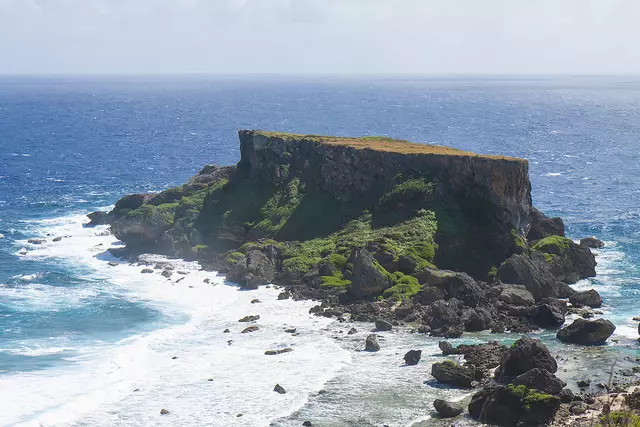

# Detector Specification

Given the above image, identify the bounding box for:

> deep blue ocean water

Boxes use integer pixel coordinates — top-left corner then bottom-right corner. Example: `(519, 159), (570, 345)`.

(1, 76), (639, 426)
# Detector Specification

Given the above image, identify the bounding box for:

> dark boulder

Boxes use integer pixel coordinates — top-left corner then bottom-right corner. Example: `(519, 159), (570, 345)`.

(468, 385), (561, 426)
(239, 315), (260, 322)
(438, 341), (455, 355)
(569, 289), (603, 308)
(348, 248), (394, 298)
(243, 249), (278, 289)
(374, 319), (393, 331)
(86, 210), (111, 226)
(556, 318), (615, 345)
(536, 238), (597, 283)
(462, 307), (494, 332)
(527, 208), (565, 241)
(431, 360), (475, 388)
(499, 284), (535, 306)
(364, 334), (380, 352)
(495, 336), (557, 382)
(580, 237), (605, 249)
(512, 368), (566, 394)
(418, 269), (487, 307)
(403, 349), (422, 366)
(273, 384), (286, 394)
(415, 286), (445, 304)
(530, 298), (566, 328)
(455, 341), (508, 372)
(559, 388), (575, 403)
(497, 254), (557, 300)
(433, 399), (463, 418)
(423, 299), (463, 331)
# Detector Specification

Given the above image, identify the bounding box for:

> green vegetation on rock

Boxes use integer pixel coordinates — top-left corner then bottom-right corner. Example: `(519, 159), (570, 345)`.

(383, 273), (421, 301)
(531, 235), (572, 253)
(506, 384), (557, 408)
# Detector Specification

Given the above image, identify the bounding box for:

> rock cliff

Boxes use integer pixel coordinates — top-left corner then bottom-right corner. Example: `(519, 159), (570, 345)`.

(91, 130), (598, 335)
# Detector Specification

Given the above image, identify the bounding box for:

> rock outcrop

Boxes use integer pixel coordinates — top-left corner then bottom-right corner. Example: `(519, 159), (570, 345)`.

(556, 318), (616, 345)
(94, 130), (604, 340)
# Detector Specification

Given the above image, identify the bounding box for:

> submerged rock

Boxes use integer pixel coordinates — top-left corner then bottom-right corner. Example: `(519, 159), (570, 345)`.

(580, 236), (605, 248)
(364, 334), (380, 352)
(374, 319), (393, 331)
(265, 348), (293, 356)
(530, 298), (566, 328)
(431, 360), (476, 388)
(433, 399), (463, 418)
(556, 318), (615, 345)
(239, 315), (260, 322)
(241, 326), (259, 333)
(403, 349), (421, 366)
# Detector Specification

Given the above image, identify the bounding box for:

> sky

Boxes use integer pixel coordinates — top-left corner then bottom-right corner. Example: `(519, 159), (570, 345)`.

(0, 0), (639, 75)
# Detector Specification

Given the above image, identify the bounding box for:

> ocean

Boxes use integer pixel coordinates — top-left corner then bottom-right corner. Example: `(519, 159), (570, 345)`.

(0, 76), (638, 426)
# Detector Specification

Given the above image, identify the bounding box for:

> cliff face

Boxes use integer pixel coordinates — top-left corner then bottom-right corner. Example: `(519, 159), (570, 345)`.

(104, 130), (548, 286)
(94, 130), (597, 337)
(238, 130), (532, 232)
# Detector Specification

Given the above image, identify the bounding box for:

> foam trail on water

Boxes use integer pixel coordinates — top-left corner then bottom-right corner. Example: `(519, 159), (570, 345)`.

(1, 213), (350, 427)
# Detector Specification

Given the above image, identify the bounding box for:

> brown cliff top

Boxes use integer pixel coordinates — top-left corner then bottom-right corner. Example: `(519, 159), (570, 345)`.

(248, 130), (526, 162)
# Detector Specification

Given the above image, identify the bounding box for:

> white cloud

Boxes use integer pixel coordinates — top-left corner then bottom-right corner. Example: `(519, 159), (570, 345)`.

(0, 0), (638, 74)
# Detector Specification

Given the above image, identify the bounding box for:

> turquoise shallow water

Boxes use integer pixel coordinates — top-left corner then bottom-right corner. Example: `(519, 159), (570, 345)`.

(0, 76), (638, 425)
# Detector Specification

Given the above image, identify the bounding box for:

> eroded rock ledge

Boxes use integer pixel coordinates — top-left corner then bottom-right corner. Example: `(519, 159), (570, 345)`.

(89, 130), (599, 337)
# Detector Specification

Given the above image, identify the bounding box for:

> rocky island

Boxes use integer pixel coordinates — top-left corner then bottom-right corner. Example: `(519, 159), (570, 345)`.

(88, 130), (638, 426)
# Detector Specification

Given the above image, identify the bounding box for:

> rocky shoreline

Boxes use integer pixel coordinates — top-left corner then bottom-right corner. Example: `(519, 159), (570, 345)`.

(86, 130), (639, 426)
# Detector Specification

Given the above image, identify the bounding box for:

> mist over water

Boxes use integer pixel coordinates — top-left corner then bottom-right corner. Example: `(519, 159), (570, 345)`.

(0, 76), (639, 426)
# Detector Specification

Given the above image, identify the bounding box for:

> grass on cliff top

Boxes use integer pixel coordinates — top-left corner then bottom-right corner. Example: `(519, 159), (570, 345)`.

(250, 130), (525, 162)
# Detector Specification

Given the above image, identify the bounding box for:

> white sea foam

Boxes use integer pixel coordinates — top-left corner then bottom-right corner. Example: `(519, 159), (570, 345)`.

(2, 213), (352, 427)
(544, 172), (563, 177)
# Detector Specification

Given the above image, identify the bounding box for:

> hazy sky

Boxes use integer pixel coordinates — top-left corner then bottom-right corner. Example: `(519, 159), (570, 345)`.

(0, 0), (638, 75)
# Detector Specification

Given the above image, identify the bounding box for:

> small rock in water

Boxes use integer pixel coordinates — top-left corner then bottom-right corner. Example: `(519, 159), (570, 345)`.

(52, 236), (63, 242)
(277, 291), (291, 300)
(251, 299), (261, 304)
(228, 340), (233, 345)
(133, 388), (140, 392)
(438, 341), (455, 354)
(284, 328), (297, 333)
(203, 278), (211, 283)
(242, 326), (259, 333)
(171, 356), (178, 360)
(237, 413), (243, 417)
(175, 277), (185, 283)
(141, 268), (154, 274)
(108, 262), (118, 267)
(577, 379), (591, 387)
(239, 315), (260, 322)
(207, 378), (213, 381)
(273, 384), (286, 394)
(364, 334), (380, 352)
(265, 348), (293, 355)
(374, 319), (393, 331)
(177, 271), (188, 275)
(161, 270), (172, 278)
(433, 399), (464, 418)
(347, 327), (357, 335)
(404, 349), (422, 366)
(223, 328), (230, 333)
(160, 409), (170, 415)
(302, 422), (312, 426)
(579, 236), (605, 248)
(28, 238), (46, 244)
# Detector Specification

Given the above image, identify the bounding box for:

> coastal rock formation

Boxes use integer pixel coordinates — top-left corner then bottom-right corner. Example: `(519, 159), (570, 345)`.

(433, 399), (463, 418)
(569, 289), (603, 308)
(468, 384), (561, 426)
(495, 336), (557, 382)
(93, 130), (601, 339)
(556, 318), (616, 345)
(431, 360), (477, 388)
